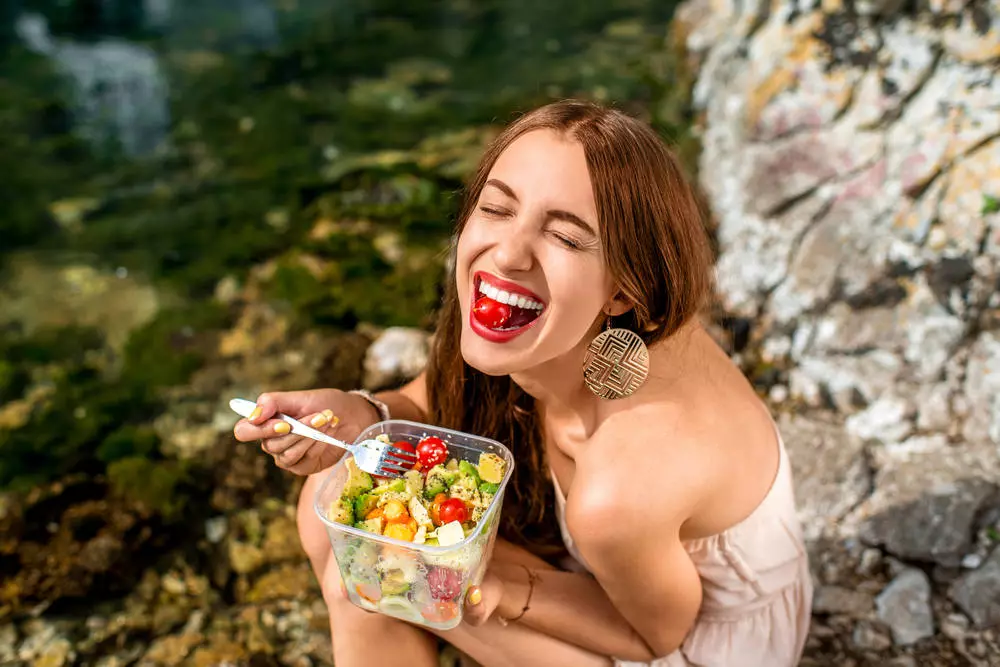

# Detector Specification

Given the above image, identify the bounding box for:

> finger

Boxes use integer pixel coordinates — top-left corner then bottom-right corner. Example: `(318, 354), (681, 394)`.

(274, 438), (313, 468)
(248, 392), (281, 424)
(238, 418), (294, 444)
(463, 571), (504, 627)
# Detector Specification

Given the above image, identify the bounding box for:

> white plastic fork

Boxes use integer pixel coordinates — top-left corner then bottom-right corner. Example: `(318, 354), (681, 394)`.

(229, 398), (415, 478)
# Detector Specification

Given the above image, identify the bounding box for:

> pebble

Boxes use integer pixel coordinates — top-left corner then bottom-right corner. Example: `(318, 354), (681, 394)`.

(875, 568), (935, 646)
(205, 517), (228, 544)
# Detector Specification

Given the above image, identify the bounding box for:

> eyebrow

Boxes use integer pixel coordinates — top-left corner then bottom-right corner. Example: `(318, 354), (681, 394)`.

(484, 178), (596, 236)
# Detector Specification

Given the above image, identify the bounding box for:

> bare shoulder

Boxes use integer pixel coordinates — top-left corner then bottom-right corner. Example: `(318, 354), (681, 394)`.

(569, 393), (780, 543)
(567, 403), (714, 537)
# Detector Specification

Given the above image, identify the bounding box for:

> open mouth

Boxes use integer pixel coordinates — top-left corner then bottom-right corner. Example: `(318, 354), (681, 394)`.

(471, 272), (545, 334)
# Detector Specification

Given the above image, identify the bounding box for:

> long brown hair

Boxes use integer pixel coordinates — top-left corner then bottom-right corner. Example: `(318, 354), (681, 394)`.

(425, 100), (713, 557)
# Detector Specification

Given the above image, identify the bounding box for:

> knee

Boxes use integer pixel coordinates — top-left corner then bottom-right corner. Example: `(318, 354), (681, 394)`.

(296, 473), (332, 566)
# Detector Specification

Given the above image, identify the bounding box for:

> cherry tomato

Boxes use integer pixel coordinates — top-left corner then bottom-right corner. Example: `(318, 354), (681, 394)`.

(429, 493), (447, 526)
(419, 600), (459, 624)
(392, 440), (418, 466)
(437, 497), (468, 525)
(416, 436), (448, 469)
(427, 567), (462, 600)
(473, 296), (511, 329)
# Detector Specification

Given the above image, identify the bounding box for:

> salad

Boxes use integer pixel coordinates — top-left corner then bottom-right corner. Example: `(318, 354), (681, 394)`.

(330, 434), (507, 546)
(325, 432), (509, 626)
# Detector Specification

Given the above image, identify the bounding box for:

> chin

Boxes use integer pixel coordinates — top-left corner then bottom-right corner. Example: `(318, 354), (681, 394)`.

(459, 327), (533, 377)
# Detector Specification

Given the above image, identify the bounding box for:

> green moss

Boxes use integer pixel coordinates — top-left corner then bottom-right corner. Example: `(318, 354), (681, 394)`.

(97, 425), (160, 463)
(983, 194), (1000, 216)
(107, 456), (189, 521)
(121, 302), (228, 388)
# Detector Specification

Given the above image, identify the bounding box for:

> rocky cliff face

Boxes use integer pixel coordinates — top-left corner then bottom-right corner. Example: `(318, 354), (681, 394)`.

(677, 1), (1000, 662)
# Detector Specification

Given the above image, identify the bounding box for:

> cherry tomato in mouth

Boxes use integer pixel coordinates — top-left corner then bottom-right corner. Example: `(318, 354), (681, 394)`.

(416, 436), (448, 469)
(437, 497), (468, 525)
(473, 296), (512, 329)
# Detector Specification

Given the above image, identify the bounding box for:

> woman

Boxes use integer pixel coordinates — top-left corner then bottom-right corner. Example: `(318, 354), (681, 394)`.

(234, 100), (813, 666)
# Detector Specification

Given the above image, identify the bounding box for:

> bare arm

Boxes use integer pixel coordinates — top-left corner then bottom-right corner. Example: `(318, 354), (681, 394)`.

(482, 428), (708, 662)
(374, 371), (429, 422)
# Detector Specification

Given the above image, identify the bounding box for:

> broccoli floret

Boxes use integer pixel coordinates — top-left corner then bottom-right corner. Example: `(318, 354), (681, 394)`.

(329, 498), (354, 525)
(342, 457), (374, 498)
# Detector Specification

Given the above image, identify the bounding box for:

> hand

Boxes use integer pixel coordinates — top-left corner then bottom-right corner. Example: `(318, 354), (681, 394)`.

(232, 388), (381, 475)
(462, 569), (507, 627)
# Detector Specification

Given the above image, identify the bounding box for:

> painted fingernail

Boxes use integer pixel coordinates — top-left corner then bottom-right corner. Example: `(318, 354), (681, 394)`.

(249, 406), (263, 421)
(467, 586), (482, 605)
(274, 422), (291, 434)
(310, 413), (329, 428)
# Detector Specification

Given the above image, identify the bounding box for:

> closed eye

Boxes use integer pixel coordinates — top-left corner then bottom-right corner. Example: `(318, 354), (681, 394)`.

(550, 232), (584, 250)
(479, 206), (508, 218)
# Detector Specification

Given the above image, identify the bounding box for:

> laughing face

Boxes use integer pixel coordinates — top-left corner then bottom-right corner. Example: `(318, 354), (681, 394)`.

(455, 129), (620, 376)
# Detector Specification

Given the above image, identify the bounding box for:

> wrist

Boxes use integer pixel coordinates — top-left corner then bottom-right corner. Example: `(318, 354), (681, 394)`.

(496, 564), (537, 626)
(347, 389), (390, 423)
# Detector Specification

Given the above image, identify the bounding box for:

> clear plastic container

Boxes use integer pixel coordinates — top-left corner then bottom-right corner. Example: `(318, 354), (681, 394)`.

(314, 419), (514, 630)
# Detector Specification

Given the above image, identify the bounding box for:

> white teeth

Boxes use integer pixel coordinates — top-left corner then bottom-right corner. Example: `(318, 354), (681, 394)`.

(477, 277), (544, 311)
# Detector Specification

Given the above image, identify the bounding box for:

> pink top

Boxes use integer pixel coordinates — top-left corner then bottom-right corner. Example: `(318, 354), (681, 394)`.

(551, 430), (813, 667)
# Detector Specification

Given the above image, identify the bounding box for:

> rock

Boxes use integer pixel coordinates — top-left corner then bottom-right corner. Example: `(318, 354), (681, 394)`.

(854, 437), (1000, 567)
(949, 546), (1000, 628)
(875, 568), (935, 646)
(142, 633), (204, 666)
(245, 563), (315, 603)
(0, 254), (161, 352)
(204, 517), (227, 544)
(962, 332), (1000, 445)
(33, 638), (72, 667)
(856, 548), (883, 577)
(261, 514), (303, 563)
(852, 619), (893, 651)
(845, 395), (913, 444)
(362, 326), (430, 391)
(681, 0), (1000, 525)
(0, 624), (17, 663)
(779, 413), (871, 541)
(77, 534), (123, 573)
(813, 585), (874, 617)
(190, 638), (247, 667)
(228, 541), (266, 575)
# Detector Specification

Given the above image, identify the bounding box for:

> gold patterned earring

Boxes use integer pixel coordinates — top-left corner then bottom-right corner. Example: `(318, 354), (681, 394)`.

(582, 315), (650, 400)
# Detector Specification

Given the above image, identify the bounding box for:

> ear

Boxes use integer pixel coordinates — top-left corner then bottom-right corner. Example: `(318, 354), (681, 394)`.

(605, 292), (633, 317)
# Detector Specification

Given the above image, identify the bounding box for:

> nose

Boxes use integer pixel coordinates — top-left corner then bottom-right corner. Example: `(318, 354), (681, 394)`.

(492, 222), (535, 274)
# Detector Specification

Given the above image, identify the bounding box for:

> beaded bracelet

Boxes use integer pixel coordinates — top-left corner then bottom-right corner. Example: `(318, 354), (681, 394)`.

(497, 564), (538, 626)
